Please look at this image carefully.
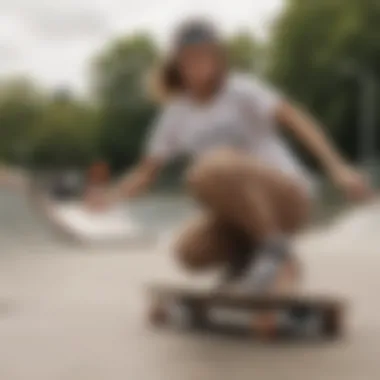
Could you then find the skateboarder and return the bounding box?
[96,19,373,296]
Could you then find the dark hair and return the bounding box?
[147,19,227,104]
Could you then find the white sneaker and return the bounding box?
[234,238,290,294]
[238,253,283,294]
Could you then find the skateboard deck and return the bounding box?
[147,284,346,340]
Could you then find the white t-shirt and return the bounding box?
[145,72,314,194]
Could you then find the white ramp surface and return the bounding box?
[53,203,148,244]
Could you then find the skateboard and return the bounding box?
[147,285,346,340]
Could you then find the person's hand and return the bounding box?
[330,164,374,202]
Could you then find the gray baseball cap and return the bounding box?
[173,19,220,51]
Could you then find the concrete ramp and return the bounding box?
[0,182,157,249]
[0,187,60,247]
[0,185,380,380]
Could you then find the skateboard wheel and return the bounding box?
[323,307,342,338]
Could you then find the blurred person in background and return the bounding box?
[84,161,111,210]
[93,18,372,301]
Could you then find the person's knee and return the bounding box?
[174,239,206,272]
[185,148,243,197]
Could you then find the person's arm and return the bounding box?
[234,73,372,200]
[111,156,164,200]
[276,101,347,178]
[236,73,350,178]
[110,102,180,202]
[277,101,373,200]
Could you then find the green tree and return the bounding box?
[0,77,44,165]
[91,34,159,172]
[30,90,99,169]
[269,0,380,162]
[225,32,259,72]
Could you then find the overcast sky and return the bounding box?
[0,0,283,93]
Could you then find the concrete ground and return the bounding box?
[0,194,379,380]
